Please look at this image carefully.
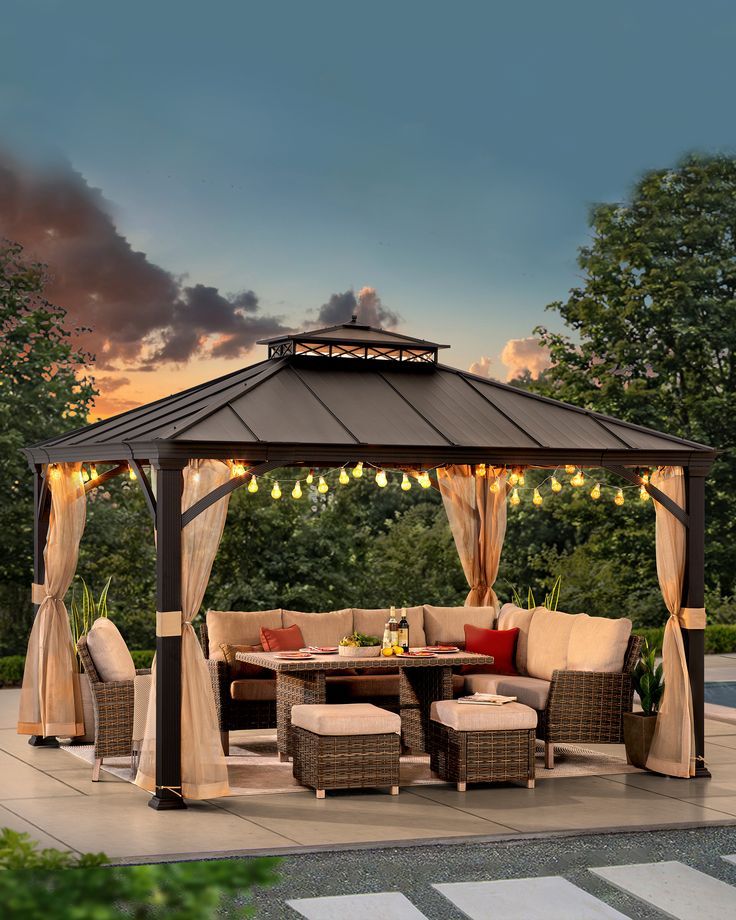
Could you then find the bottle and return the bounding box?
[382,616,393,649]
[388,606,399,647]
[398,607,410,653]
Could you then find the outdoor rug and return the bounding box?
[61,730,641,796]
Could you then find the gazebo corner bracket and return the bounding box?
[602,463,689,527]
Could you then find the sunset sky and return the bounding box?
[2,1,735,418]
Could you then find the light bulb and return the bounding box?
[248,475,258,493]
[509,471,519,486]
[590,483,601,500]
[81,467,90,482]
[533,487,543,506]
[318,475,329,494]
[375,469,387,488]
[49,464,61,482]
[271,481,282,500]
[551,476,562,493]
[565,464,576,474]
[339,468,350,485]
[306,469,314,485]
[489,478,500,494]
[352,461,363,479]
[292,481,302,499]
[77,469,85,485]
[230,461,245,477]
[401,472,411,491]
[571,470,585,487]
[641,472,650,485]
[640,485,650,501]
[614,488,625,506]
[418,471,431,489]
[475,463,486,478]
[89,465,98,481]
[510,488,521,506]
[518,472,526,487]
[192,469,200,484]
[129,465,136,481]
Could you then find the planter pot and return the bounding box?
[623,711,658,769]
[338,645,381,658]
[78,672,96,743]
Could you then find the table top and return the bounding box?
[235,650,495,672]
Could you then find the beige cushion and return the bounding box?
[327,674,400,699]
[230,679,277,702]
[567,615,632,672]
[282,609,353,647]
[464,673,551,710]
[497,603,536,675]
[292,703,401,736]
[206,609,282,660]
[423,605,496,646]
[352,607,426,647]
[132,673,152,743]
[526,607,582,681]
[431,699,537,732]
[86,618,135,682]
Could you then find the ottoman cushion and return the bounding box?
[431,699,537,732]
[292,703,401,736]
[464,674,551,710]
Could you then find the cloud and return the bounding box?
[93,375,130,393]
[0,149,290,369]
[315,286,401,327]
[468,355,493,378]
[499,336,552,381]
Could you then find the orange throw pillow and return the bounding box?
[461,624,519,675]
[219,643,268,678]
[260,624,305,652]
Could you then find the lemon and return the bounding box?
[381,647,394,657]
[393,646,404,655]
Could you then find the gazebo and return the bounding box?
[20,318,717,809]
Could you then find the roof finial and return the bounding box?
[350,313,357,324]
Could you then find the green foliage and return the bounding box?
[69,576,111,647]
[0,828,279,919]
[0,656,25,687]
[131,649,155,669]
[632,640,665,715]
[511,574,562,611]
[339,632,381,647]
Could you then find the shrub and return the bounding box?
[130,650,155,669]
[0,656,25,687]
[633,624,736,656]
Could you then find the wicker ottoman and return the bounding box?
[291,703,401,798]
[429,700,537,791]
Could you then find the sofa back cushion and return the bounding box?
[282,609,354,647]
[497,604,536,675]
[86,617,135,682]
[206,609,283,660]
[352,607,426,647]
[567,615,633,672]
[423,605,496,647]
[526,607,582,681]
[260,624,305,652]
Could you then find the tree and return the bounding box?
[531,154,736,611]
[0,241,97,654]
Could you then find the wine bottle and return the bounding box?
[388,606,399,647]
[398,607,410,653]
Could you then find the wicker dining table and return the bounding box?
[235,649,494,758]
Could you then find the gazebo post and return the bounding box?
[148,459,187,810]
[681,467,710,778]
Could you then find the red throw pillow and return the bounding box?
[260,624,305,652]
[461,624,519,676]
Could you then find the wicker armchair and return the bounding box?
[539,634,643,768]
[77,635,151,781]
[200,623,277,755]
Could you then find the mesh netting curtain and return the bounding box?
[18,463,85,737]
[136,459,230,799]
[437,465,507,610]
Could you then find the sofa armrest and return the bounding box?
[207,658,230,730]
[545,668,633,744]
[89,678,135,742]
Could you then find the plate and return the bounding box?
[275,652,314,660]
[423,646,460,654]
[300,647,338,654]
[406,651,436,658]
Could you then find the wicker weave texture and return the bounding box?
[429,721,535,785]
[292,726,400,792]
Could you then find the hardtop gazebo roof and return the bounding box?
[26,318,716,470]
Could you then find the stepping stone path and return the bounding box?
[287,859,736,919]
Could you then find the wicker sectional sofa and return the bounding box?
[201,603,641,765]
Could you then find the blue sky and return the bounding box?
[2,0,735,410]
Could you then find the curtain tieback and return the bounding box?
[675,607,706,630]
[31,583,58,604]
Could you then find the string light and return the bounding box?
[292,481,302,499]
[271,481,282,499]
[49,464,61,482]
[306,469,314,485]
[571,470,585,487]
[248,475,258,493]
[590,482,601,500]
[81,467,90,482]
[614,488,625,506]
[89,465,98,481]
[518,472,526,487]
[375,469,388,488]
[339,468,350,485]
[230,461,246,477]
[510,487,521,506]
[640,484,650,502]
[509,471,519,486]
[551,475,562,493]
[401,472,412,491]
[533,487,543,506]
[418,471,431,489]
[318,475,329,494]
[352,462,363,479]
[565,464,576,474]
[192,468,200,483]
[475,463,486,478]
[129,465,137,481]
[641,471,650,485]
[489,477,501,494]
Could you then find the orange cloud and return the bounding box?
[499,336,551,381]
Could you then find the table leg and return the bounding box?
[399,665,453,753]
[277,670,326,758]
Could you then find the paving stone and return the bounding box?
[287,892,428,919]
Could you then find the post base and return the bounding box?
[28,735,59,748]
[148,794,187,811]
[694,764,712,779]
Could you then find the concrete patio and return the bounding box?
[0,653,734,863]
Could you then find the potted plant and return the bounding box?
[338,632,381,657]
[623,639,664,768]
[69,577,111,743]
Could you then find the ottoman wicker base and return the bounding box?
[429,700,537,791]
[291,703,401,798]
